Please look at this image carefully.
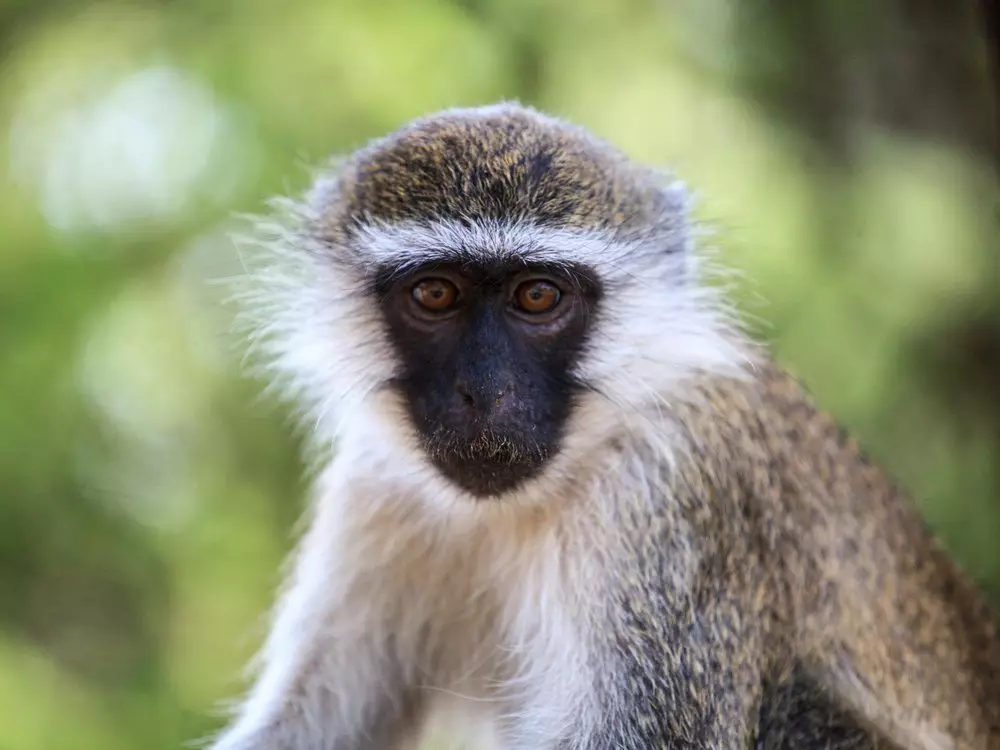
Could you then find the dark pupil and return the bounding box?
[415,279,453,309]
[521,282,558,311]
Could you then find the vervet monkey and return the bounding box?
[207,102,1000,749]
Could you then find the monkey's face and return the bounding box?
[375,261,601,498]
[242,107,748,505]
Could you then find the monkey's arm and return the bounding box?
[579,491,770,750]
[755,662,888,749]
[756,367,1000,749]
[589,594,766,748]
[805,490,1000,749]
[206,469,420,750]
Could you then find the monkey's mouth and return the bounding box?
[422,429,549,498]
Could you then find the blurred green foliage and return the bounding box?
[0,1,998,748]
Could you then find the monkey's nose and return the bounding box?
[455,381,512,416]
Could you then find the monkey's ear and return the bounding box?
[654,178,702,285]
[303,155,351,213]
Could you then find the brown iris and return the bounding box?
[411,278,459,312]
[514,280,561,314]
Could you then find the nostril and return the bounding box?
[456,382,476,409]
[456,381,514,412]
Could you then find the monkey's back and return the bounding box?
[665,357,1000,746]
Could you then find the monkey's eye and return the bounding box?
[412,278,459,312]
[513,280,561,315]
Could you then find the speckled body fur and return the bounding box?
[208,103,1000,750]
[669,361,1000,748]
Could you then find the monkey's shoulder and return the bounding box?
[670,358,903,509]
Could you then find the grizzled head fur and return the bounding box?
[235,102,749,503]
[327,104,668,235]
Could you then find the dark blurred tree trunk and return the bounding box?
[977,0,1000,177]
[733,0,995,163]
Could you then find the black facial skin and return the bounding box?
[374,259,601,498]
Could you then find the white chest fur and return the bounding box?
[240,455,611,750]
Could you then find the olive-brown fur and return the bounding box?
[567,355,1000,747]
[658,359,1000,747]
[325,103,667,236]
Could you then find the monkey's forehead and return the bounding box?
[324,104,666,234]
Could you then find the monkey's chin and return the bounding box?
[425,437,548,499]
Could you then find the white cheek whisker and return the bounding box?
[588,377,677,458]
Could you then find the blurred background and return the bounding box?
[1,0,998,747]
